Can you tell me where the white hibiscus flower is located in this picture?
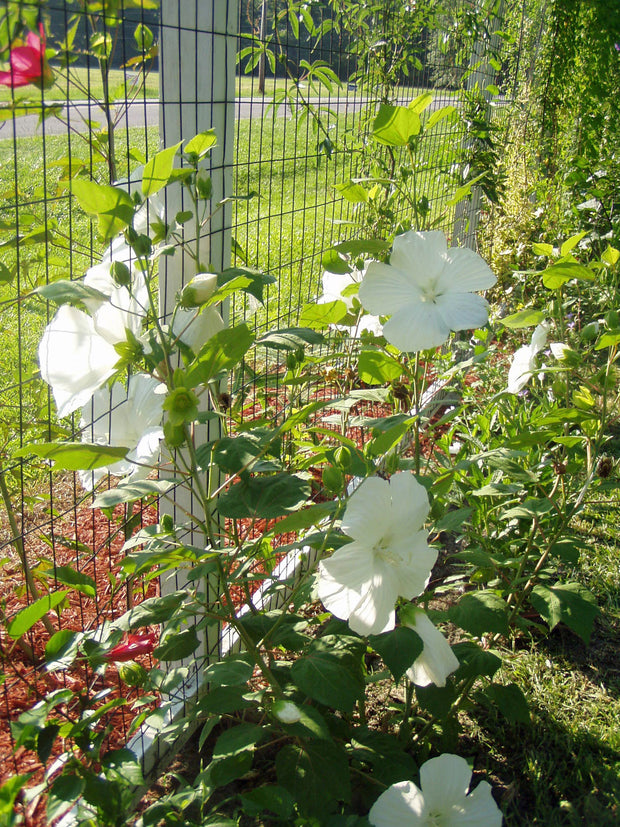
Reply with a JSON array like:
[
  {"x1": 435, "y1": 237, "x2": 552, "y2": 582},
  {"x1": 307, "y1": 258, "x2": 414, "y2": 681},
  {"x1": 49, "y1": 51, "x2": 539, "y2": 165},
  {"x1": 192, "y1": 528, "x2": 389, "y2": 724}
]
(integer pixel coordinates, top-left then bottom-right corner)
[
  {"x1": 317, "y1": 473, "x2": 437, "y2": 636},
  {"x1": 506, "y1": 321, "x2": 550, "y2": 394},
  {"x1": 369, "y1": 754, "x2": 503, "y2": 827},
  {"x1": 359, "y1": 230, "x2": 496, "y2": 353},
  {"x1": 38, "y1": 278, "x2": 148, "y2": 418},
  {"x1": 400, "y1": 605, "x2": 459, "y2": 688},
  {"x1": 78, "y1": 373, "x2": 164, "y2": 491}
]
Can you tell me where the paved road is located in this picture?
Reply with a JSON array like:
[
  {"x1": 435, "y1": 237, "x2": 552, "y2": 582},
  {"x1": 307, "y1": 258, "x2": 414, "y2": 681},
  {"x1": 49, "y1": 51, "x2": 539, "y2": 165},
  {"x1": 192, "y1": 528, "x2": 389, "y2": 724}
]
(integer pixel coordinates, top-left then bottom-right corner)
[{"x1": 0, "y1": 95, "x2": 376, "y2": 139}]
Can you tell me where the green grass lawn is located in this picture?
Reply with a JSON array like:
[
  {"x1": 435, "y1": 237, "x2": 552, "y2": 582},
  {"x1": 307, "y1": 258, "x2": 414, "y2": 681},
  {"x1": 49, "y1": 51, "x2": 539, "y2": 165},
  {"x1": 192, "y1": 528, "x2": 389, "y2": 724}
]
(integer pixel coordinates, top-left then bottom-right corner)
[{"x1": 0, "y1": 66, "x2": 431, "y2": 104}]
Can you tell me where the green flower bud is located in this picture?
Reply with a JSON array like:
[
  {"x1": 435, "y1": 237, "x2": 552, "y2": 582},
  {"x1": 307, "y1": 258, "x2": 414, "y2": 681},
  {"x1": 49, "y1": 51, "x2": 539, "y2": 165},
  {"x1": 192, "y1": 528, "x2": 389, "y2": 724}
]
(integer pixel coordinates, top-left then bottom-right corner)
[
  {"x1": 163, "y1": 387, "x2": 199, "y2": 426},
  {"x1": 334, "y1": 446, "x2": 352, "y2": 470},
  {"x1": 112, "y1": 260, "x2": 131, "y2": 287},
  {"x1": 118, "y1": 662, "x2": 148, "y2": 688},
  {"x1": 179, "y1": 273, "x2": 219, "y2": 308},
  {"x1": 322, "y1": 465, "x2": 344, "y2": 493}
]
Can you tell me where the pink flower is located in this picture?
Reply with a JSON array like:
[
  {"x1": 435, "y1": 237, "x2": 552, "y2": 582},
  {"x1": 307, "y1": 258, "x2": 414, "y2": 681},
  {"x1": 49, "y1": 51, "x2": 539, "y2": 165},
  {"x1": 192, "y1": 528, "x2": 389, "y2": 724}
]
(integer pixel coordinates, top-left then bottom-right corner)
[
  {"x1": 0, "y1": 24, "x2": 53, "y2": 89},
  {"x1": 104, "y1": 630, "x2": 157, "y2": 663}
]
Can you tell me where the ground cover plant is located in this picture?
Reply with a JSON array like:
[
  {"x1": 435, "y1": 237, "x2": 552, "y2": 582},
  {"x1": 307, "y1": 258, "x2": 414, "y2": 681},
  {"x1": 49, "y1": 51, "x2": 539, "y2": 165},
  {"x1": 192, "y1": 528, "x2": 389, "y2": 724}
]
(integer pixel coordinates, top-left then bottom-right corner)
[{"x1": 0, "y1": 1, "x2": 619, "y2": 825}]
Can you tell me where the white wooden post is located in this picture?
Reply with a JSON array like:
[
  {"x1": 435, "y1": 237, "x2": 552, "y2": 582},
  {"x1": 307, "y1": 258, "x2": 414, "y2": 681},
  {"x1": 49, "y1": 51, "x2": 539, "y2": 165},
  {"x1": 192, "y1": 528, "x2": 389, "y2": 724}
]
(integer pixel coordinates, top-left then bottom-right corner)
[{"x1": 129, "y1": 0, "x2": 238, "y2": 779}]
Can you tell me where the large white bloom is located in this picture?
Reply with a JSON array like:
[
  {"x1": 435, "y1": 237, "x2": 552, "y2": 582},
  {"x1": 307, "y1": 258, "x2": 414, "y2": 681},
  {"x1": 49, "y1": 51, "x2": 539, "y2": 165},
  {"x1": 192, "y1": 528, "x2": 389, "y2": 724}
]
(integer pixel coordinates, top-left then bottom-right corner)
[
  {"x1": 359, "y1": 230, "x2": 496, "y2": 353},
  {"x1": 319, "y1": 266, "x2": 382, "y2": 336},
  {"x1": 317, "y1": 473, "x2": 437, "y2": 636},
  {"x1": 400, "y1": 606, "x2": 459, "y2": 688},
  {"x1": 506, "y1": 321, "x2": 549, "y2": 394},
  {"x1": 78, "y1": 373, "x2": 164, "y2": 491},
  {"x1": 172, "y1": 306, "x2": 225, "y2": 352},
  {"x1": 369, "y1": 754, "x2": 503, "y2": 827},
  {"x1": 39, "y1": 279, "x2": 148, "y2": 418}
]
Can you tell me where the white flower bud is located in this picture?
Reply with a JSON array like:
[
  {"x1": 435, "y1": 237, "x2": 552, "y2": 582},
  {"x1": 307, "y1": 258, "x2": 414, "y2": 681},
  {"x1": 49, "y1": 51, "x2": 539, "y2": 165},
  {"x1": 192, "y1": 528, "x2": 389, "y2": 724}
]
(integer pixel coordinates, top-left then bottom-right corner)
[
  {"x1": 273, "y1": 700, "x2": 302, "y2": 724},
  {"x1": 180, "y1": 273, "x2": 218, "y2": 308}
]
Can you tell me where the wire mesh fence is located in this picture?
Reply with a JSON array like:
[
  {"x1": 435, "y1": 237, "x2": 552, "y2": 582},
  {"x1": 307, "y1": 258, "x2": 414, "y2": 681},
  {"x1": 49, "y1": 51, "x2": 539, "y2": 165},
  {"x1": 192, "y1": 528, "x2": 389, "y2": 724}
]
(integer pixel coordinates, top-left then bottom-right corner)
[{"x1": 0, "y1": 0, "x2": 526, "y2": 803}]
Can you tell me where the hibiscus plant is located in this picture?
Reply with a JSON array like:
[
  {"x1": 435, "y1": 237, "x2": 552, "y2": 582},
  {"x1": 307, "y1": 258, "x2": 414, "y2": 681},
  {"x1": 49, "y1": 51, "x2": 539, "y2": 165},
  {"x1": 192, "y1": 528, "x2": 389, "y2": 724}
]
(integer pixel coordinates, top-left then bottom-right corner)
[{"x1": 8, "y1": 127, "x2": 617, "y2": 825}]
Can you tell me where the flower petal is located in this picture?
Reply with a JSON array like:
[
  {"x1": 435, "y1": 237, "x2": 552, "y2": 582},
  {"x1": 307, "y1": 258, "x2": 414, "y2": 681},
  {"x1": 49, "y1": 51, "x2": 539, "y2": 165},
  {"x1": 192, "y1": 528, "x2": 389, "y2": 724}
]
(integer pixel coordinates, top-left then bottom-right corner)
[
  {"x1": 317, "y1": 543, "x2": 373, "y2": 623},
  {"x1": 388, "y1": 472, "x2": 429, "y2": 539},
  {"x1": 435, "y1": 291, "x2": 490, "y2": 333},
  {"x1": 507, "y1": 345, "x2": 535, "y2": 394},
  {"x1": 39, "y1": 305, "x2": 119, "y2": 418},
  {"x1": 348, "y1": 567, "x2": 398, "y2": 635},
  {"x1": 404, "y1": 610, "x2": 459, "y2": 687},
  {"x1": 419, "y1": 754, "x2": 472, "y2": 811},
  {"x1": 458, "y1": 780, "x2": 503, "y2": 826},
  {"x1": 530, "y1": 321, "x2": 550, "y2": 354},
  {"x1": 383, "y1": 302, "x2": 450, "y2": 352},
  {"x1": 369, "y1": 780, "x2": 426, "y2": 826},
  {"x1": 173, "y1": 306, "x2": 225, "y2": 352},
  {"x1": 439, "y1": 247, "x2": 496, "y2": 293},
  {"x1": 389, "y1": 533, "x2": 437, "y2": 598},
  {"x1": 341, "y1": 476, "x2": 391, "y2": 545},
  {"x1": 390, "y1": 230, "x2": 447, "y2": 286},
  {"x1": 359, "y1": 261, "x2": 423, "y2": 316}
]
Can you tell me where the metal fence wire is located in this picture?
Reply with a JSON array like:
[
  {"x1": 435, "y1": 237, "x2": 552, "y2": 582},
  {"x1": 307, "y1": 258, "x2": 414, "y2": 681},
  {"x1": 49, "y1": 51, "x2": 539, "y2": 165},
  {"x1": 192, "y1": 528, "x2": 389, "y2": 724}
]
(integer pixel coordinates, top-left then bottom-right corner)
[{"x1": 0, "y1": 0, "x2": 526, "y2": 799}]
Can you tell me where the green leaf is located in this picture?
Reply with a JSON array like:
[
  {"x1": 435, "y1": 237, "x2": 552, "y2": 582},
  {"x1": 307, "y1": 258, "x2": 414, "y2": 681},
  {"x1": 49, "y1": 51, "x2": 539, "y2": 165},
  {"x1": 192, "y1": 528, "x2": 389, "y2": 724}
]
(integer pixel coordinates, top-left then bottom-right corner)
[
  {"x1": 372, "y1": 104, "x2": 420, "y2": 146},
  {"x1": 32, "y1": 279, "x2": 109, "y2": 305},
  {"x1": 426, "y1": 104, "x2": 456, "y2": 129},
  {"x1": 334, "y1": 181, "x2": 368, "y2": 203},
  {"x1": 45, "y1": 629, "x2": 81, "y2": 671},
  {"x1": 409, "y1": 92, "x2": 433, "y2": 113},
  {"x1": 7, "y1": 591, "x2": 68, "y2": 639},
  {"x1": 333, "y1": 238, "x2": 390, "y2": 258},
  {"x1": 47, "y1": 775, "x2": 85, "y2": 824},
  {"x1": 501, "y1": 309, "x2": 547, "y2": 329},
  {"x1": 350, "y1": 729, "x2": 416, "y2": 787},
  {"x1": 197, "y1": 685, "x2": 256, "y2": 715},
  {"x1": 299, "y1": 300, "x2": 348, "y2": 328},
  {"x1": 184, "y1": 129, "x2": 217, "y2": 159},
  {"x1": 0, "y1": 775, "x2": 31, "y2": 823},
  {"x1": 542, "y1": 262, "x2": 595, "y2": 289},
  {"x1": 276, "y1": 740, "x2": 351, "y2": 817},
  {"x1": 92, "y1": 479, "x2": 176, "y2": 509},
  {"x1": 358, "y1": 350, "x2": 403, "y2": 385},
  {"x1": 53, "y1": 566, "x2": 96, "y2": 599},
  {"x1": 217, "y1": 474, "x2": 311, "y2": 519},
  {"x1": 71, "y1": 180, "x2": 134, "y2": 241},
  {"x1": 142, "y1": 142, "x2": 182, "y2": 196},
  {"x1": 290, "y1": 639, "x2": 364, "y2": 712},
  {"x1": 415, "y1": 682, "x2": 457, "y2": 717},
  {"x1": 284, "y1": 706, "x2": 331, "y2": 741},
  {"x1": 560, "y1": 232, "x2": 587, "y2": 256},
  {"x1": 14, "y1": 442, "x2": 129, "y2": 471},
  {"x1": 101, "y1": 748, "x2": 144, "y2": 785},
  {"x1": 448, "y1": 591, "x2": 509, "y2": 637},
  {"x1": 257, "y1": 327, "x2": 325, "y2": 351},
  {"x1": 602, "y1": 245, "x2": 620, "y2": 267},
  {"x1": 452, "y1": 641, "x2": 502, "y2": 680},
  {"x1": 434, "y1": 507, "x2": 472, "y2": 532},
  {"x1": 484, "y1": 683, "x2": 530, "y2": 724},
  {"x1": 218, "y1": 267, "x2": 275, "y2": 303},
  {"x1": 532, "y1": 242, "x2": 554, "y2": 257},
  {"x1": 240, "y1": 785, "x2": 295, "y2": 819},
  {"x1": 115, "y1": 592, "x2": 187, "y2": 631},
  {"x1": 186, "y1": 324, "x2": 254, "y2": 386},
  {"x1": 595, "y1": 330, "x2": 620, "y2": 350},
  {"x1": 204, "y1": 655, "x2": 254, "y2": 687},
  {"x1": 154, "y1": 627, "x2": 200, "y2": 661},
  {"x1": 213, "y1": 723, "x2": 263, "y2": 758},
  {"x1": 322, "y1": 248, "x2": 352, "y2": 274},
  {"x1": 529, "y1": 583, "x2": 599, "y2": 643},
  {"x1": 368, "y1": 626, "x2": 423, "y2": 682},
  {"x1": 210, "y1": 751, "x2": 253, "y2": 787},
  {"x1": 265, "y1": 501, "x2": 336, "y2": 535}
]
